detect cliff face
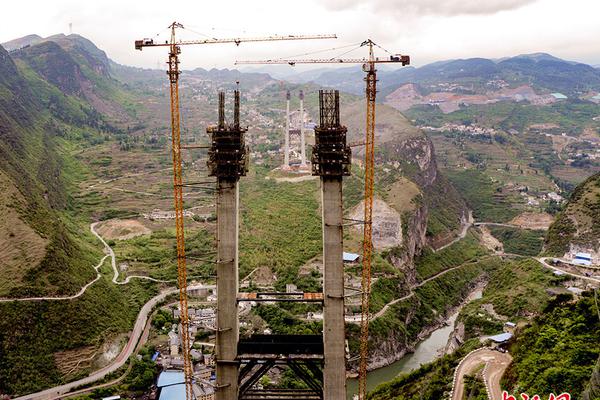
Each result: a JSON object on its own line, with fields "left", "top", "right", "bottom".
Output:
{"left": 342, "top": 104, "right": 470, "bottom": 370}
{"left": 545, "top": 172, "right": 600, "bottom": 257}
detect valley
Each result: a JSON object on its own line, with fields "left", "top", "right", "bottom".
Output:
{"left": 0, "top": 30, "right": 599, "bottom": 400}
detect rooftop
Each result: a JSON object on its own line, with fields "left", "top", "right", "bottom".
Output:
{"left": 159, "top": 384, "right": 186, "bottom": 400}
{"left": 575, "top": 252, "right": 592, "bottom": 259}
{"left": 488, "top": 332, "right": 513, "bottom": 343}
{"left": 343, "top": 252, "right": 360, "bottom": 262}
{"left": 157, "top": 370, "right": 185, "bottom": 388}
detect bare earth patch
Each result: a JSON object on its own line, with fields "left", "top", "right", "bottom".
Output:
{"left": 349, "top": 198, "right": 402, "bottom": 249}
{"left": 509, "top": 212, "right": 554, "bottom": 230}
{"left": 95, "top": 219, "right": 151, "bottom": 240}
{"left": 478, "top": 226, "right": 504, "bottom": 253}
{"left": 54, "top": 345, "right": 98, "bottom": 378}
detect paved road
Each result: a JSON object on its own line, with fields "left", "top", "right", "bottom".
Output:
{"left": 13, "top": 284, "right": 211, "bottom": 400}
{"left": 452, "top": 348, "right": 512, "bottom": 400}
{"left": 436, "top": 211, "right": 473, "bottom": 252}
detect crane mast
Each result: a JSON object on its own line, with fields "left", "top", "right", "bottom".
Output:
{"left": 359, "top": 40, "right": 377, "bottom": 400}
{"left": 134, "top": 22, "right": 335, "bottom": 400}
{"left": 165, "top": 22, "right": 195, "bottom": 400}
{"left": 235, "top": 41, "right": 409, "bottom": 400}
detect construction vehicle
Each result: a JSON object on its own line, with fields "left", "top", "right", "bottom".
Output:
{"left": 134, "top": 22, "right": 335, "bottom": 400}
{"left": 236, "top": 39, "right": 410, "bottom": 400}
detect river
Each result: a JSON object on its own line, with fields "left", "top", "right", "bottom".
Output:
{"left": 346, "top": 289, "right": 483, "bottom": 399}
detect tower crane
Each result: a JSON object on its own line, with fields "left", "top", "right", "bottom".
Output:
{"left": 134, "top": 22, "right": 336, "bottom": 400}
{"left": 236, "top": 40, "right": 409, "bottom": 400}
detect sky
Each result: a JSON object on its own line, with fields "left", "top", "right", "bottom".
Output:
{"left": 2, "top": 0, "right": 600, "bottom": 70}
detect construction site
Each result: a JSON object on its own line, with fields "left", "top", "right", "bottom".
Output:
{"left": 5, "top": 6, "right": 599, "bottom": 400}
{"left": 131, "top": 22, "right": 410, "bottom": 400}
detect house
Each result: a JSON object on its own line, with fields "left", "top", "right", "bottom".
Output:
{"left": 504, "top": 322, "right": 516, "bottom": 333}
{"left": 195, "top": 364, "right": 213, "bottom": 380}
{"left": 573, "top": 252, "right": 592, "bottom": 266}
{"left": 286, "top": 283, "right": 298, "bottom": 293}
{"left": 193, "top": 384, "right": 215, "bottom": 400}
{"left": 204, "top": 354, "right": 215, "bottom": 367}
{"left": 343, "top": 252, "right": 360, "bottom": 263}
{"left": 168, "top": 332, "right": 180, "bottom": 356}
{"left": 488, "top": 332, "right": 513, "bottom": 349}
{"left": 190, "top": 349, "right": 203, "bottom": 361}
{"left": 567, "top": 286, "right": 585, "bottom": 296}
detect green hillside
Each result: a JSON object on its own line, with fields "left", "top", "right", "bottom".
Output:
{"left": 545, "top": 172, "right": 600, "bottom": 256}
{"left": 0, "top": 38, "right": 160, "bottom": 395}
{"left": 503, "top": 293, "right": 599, "bottom": 398}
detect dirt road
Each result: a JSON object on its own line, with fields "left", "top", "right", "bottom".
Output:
{"left": 451, "top": 348, "right": 512, "bottom": 400}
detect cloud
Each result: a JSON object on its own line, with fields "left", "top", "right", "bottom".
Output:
{"left": 322, "top": 0, "right": 539, "bottom": 16}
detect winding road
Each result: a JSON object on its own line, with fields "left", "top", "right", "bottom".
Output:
{"left": 90, "top": 221, "right": 172, "bottom": 285}
{"left": 6, "top": 221, "right": 215, "bottom": 399}
{"left": 346, "top": 256, "right": 491, "bottom": 323}
{"left": 12, "top": 284, "right": 209, "bottom": 400}
{"left": 0, "top": 254, "right": 109, "bottom": 303}
{"left": 435, "top": 211, "right": 473, "bottom": 252}
{"left": 0, "top": 221, "right": 171, "bottom": 303}
{"left": 451, "top": 348, "right": 512, "bottom": 400}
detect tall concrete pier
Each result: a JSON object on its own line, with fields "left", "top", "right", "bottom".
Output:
{"left": 208, "top": 90, "right": 248, "bottom": 400}
{"left": 312, "top": 90, "right": 351, "bottom": 399}
{"left": 284, "top": 90, "right": 291, "bottom": 168}
{"left": 299, "top": 90, "right": 307, "bottom": 166}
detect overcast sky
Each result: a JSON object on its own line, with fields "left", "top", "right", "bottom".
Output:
{"left": 3, "top": 0, "right": 600, "bottom": 70}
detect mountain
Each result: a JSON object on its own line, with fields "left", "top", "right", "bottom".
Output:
{"left": 271, "top": 53, "right": 600, "bottom": 97}
{"left": 1, "top": 34, "right": 43, "bottom": 50}
{"left": 545, "top": 172, "right": 600, "bottom": 256}
{"left": 0, "top": 36, "right": 154, "bottom": 395}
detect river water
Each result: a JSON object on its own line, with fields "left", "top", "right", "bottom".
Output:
{"left": 346, "top": 289, "right": 483, "bottom": 399}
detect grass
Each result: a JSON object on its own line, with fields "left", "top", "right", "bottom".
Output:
{"left": 457, "top": 257, "right": 565, "bottom": 340}
{"left": 483, "top": 258, "right": 564, "bottom": 317}
{"left": 0, "top": 275, "right": 159, "bottom": 395}
{"left": 111, "top": 227, "right": 214, "bottom": 282}
{"left": 446, "top": 169, "right": 522, "bottom": 223}
{"left": 488, "top": 226, "right": 545, "bottom": 256}
{"left": 363, "top": 257, "right": 502, "bottom": 355}
{"left": 545, "top": 172, "right": 600, "bottom": 255}
{"left": 239, "top": 170, "right": 322, "bottom": 288}
{"left": 414, "top": 231, "right": 487, "bottom": 281}
{"left": 502, "top": 293, "right": 600, "bottom": 398}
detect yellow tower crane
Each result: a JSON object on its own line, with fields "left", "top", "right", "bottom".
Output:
{"left": 236, "top": 40, "right": 409, "bottom": 400}
{"left": 134, "top": 22, "right": 335, "bottom": 400}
